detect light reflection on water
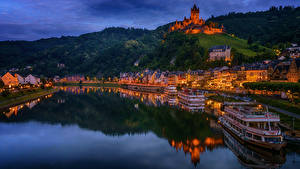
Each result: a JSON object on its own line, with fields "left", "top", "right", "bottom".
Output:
{"left": 0, "top": 86, "right": 299, "bottom": 169}
{"left": 0, "top": 122, "right": 236, "bottom": 169}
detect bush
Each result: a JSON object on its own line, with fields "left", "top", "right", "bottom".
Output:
{"left": 1, "top": 90, "right": 10, "bottom": 97}
{"left": 0, "top": 79, "right": 4, "bottom": 89}
{"left": 243, "top": 82, "right": 300, "bottom": 93}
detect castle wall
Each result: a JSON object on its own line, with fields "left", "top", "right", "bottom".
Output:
{"left": 169, "top": 4, "right": 224, "bottom": 35}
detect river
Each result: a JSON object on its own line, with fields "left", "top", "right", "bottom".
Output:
{"left": 0, "top": 86, "right": 299, "bottom": 169}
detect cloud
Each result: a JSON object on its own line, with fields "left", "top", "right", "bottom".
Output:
{"left": 0, "top": 0, "right": 298, "bottom": 41}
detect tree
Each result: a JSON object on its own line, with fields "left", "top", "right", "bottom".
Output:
{"left": 40, "top": 77, "right": 47, "bottom": 85}
{"left": 1, "top": 90, "right": 10, "bottom": 97}
{"left": 247, "top": 36, "right": 253, "bottom": 45}
{"left": 0, "top": 79, "right": 4, "bottom": 89}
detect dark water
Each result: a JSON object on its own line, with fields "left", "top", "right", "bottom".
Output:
{"left": 0, "top": 87, "right": 299, "bottom": 169}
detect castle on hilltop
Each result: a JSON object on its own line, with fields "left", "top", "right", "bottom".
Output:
{"left": 169, "top": 4, "right": 224, "bottom": 35}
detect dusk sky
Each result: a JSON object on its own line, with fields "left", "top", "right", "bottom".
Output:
{"left": 0, "top": 0, "right": 298, "bottom": 41}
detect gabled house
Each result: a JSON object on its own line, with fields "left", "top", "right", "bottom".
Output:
{"left": 1, "top": 72, "right": 19, "bottom": 87}
{"left": 209, "top": 45, "right": 231, "bottom": 62}
{"left": 15, "top": 73, "right": 26, "bottom": 85}
{"left": 271, "top": 59, "right": 300, "bottom": 82}
{"left": 286, "top": 59, "right": 300, "bottom": 82}
{"left": 25, "top": 74, "right": 40, "bottom": 85}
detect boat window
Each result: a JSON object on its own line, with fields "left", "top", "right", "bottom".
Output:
{"left": 265, "top": 137, "right": 281, "bottom": 143}
{"left": 246, "top": 132, "right": 252, "bottom": 138}
{"left": 253, "top": 135, "right": 262, "bottom": 141}
{"left": 249, "top": 123, "right": 256, "bottom": 128}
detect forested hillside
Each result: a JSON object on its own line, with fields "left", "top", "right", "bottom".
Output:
{"left": 208, "top": 6, "right": 300, "bottom": 47}
{"left": 0, "top": 27, "right": 166, "bottom": 77}
{"left": 0, "top": 6, "right": 298, "bottom": 77}
{"left": 140, "top": 32, "right": 275, "bottom": 71}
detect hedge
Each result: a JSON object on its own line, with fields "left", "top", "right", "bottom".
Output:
{"left": 243, "top": 82, "right": 300, "bottom": 93}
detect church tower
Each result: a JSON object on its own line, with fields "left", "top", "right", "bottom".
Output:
{"left": 191, "top": 4, "right": 200, "bottom": 23}
{"left": 287, "top": 59, "right": 299, "bottom": 82}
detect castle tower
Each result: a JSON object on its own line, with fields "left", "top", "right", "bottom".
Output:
{"left": 191, "top": 4, "right": 200, "bottom": 23}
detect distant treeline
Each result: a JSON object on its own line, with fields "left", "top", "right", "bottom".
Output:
{"left": 208, "top": 6, "right": 300, "bottom": 47}
{"left": 243, "top": 82, "right": 300, "bottom": 93}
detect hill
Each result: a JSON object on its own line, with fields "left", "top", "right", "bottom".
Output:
{"left": 208, "top": 6, "right": 300, "bottom": 47}
{"left": 0, "top": 6, "right": 297, "bottom": 77}
{"left": 0, "top": 27, "right": 165, "bottom": 77}
{"left": 140, "top": 32, "right": 275, "bottom": 71}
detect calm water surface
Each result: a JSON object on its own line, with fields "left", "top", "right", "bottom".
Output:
{"left": 0, "top": 87, "right": 299, "bottom": 169}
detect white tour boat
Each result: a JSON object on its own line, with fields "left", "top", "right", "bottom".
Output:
{"left": 178, "top": 89, "right": 206, "bottom": 112}
{"left": 219, "top": 105, "right": 286, "bottom": 150}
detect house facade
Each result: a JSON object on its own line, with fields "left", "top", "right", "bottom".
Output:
{"left": 209, "top": 45, "right": 231, "bottom": 62}
{"left": 25, "top": 74, "right": 40, "bottom": 85}
{"left": 1, "top": 72, "right": 19, "bottom": 87}
{"left": 271, "top": 58, "right": 300, "bottom": 82}
{"left": 15, "top": 74, "right": 26, "bottom": 85}
{"left": 286, "top": 59, "right": 300, "bottom": 82}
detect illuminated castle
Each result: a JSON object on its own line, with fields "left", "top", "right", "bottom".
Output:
{"left": 169, "top": 4, "right": 224, "bottom": 35}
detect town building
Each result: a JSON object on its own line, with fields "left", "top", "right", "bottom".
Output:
{"left": 287, "top": 46, "right": 300, "bottom": 58}
{"left": 208, "top": 45, "right": 231, "bottom": 62}
{"left": 1, "top": 72, "right": 19, "bottom": 87}
{"left": 60, "top": 75, "right": 85, "bottom": 82}
{"left": 119, "top": 58, "right": 300, "bottom": 92}
{"left": 286, "top": 59, "right": 300, "bottom": 82}
{"left": 271, "top": 58, "right": 300, "bottom": 82}
{"left": 244, "top": 69, "right": 269, "bottom": 82}
{"left": 208, "top": 66, "right": 237, "bottom": 91}
{"left": 15, "top": 73, "right": 26, "bottom": 85}
{"left": 25, "top": 74, "right": 40, "bottom": 85}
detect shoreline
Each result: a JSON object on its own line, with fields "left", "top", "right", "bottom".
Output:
{"left": 0, "top": 88, "right": 59, "bottom": 109}
{"left": 120, "top": 84, "right": 165, "bottom": 93}
{"left": 54, "top": 82, "right": 119, "bottom": 87}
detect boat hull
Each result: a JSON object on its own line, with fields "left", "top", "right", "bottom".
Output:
{"left": 219, "top": 120, "right": 287, "bottom": 151}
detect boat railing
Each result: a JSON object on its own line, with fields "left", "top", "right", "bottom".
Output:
{"left": 244, "top": 114, "right": 280, "bottom": 120}
{"left": 178, "top": 94, "right": 205, "bottom": 98}
{"left": 225, "top": 107, "right": 280, "bottom": 119}
{"left": 224, "top": 116, "right": 281, "bottom": 136}
{"left": 247, "top": 126, "right": 281, "bottom": 136}
{"left": 179, "top": 97, "right": 206, "bottom": 101}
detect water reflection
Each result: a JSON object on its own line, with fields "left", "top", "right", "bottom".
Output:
{"left": 169, "top": 137, "right": 223, "bottom": 166}
{"left": 119, "top": 88, "right": 168, "bottom": 107}
{"left": 1, "top": 94, "right": 53, "bottom": 118}
{"left": 0, "top": 86, "right": 299, "bottom": 169}
{"left": 58, "top": 86, "right": 119, "bottom": 94}
{"left": 223, "top": 129, "right": 285, "bottom": 168}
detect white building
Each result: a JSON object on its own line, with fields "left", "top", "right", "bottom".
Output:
{"left": 25, "top": 74, "right": 40, "bottom": 85}
{"left": 209, "top": 45, "right": 231, "bottom": 62}
{"left": 14, "top": 73, "right": 26, "bottom": 85}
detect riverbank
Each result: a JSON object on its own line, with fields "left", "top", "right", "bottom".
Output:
{"left": 0, "top": 88, "right": 58, "bottom": 109}
{"left": 268, "top": 108, "right": 300, "bottom": 131}
{"left": 54, "top": 82, "right": 119, "bottom": 87}
{"left": 207, "top": 94, "right": 300, "bottom": 130}
{"left": 250, "top": 95, "right": 300, "bottom": 116}
{"left": 121, "top": 84, "right": 165, "bottom": 93}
